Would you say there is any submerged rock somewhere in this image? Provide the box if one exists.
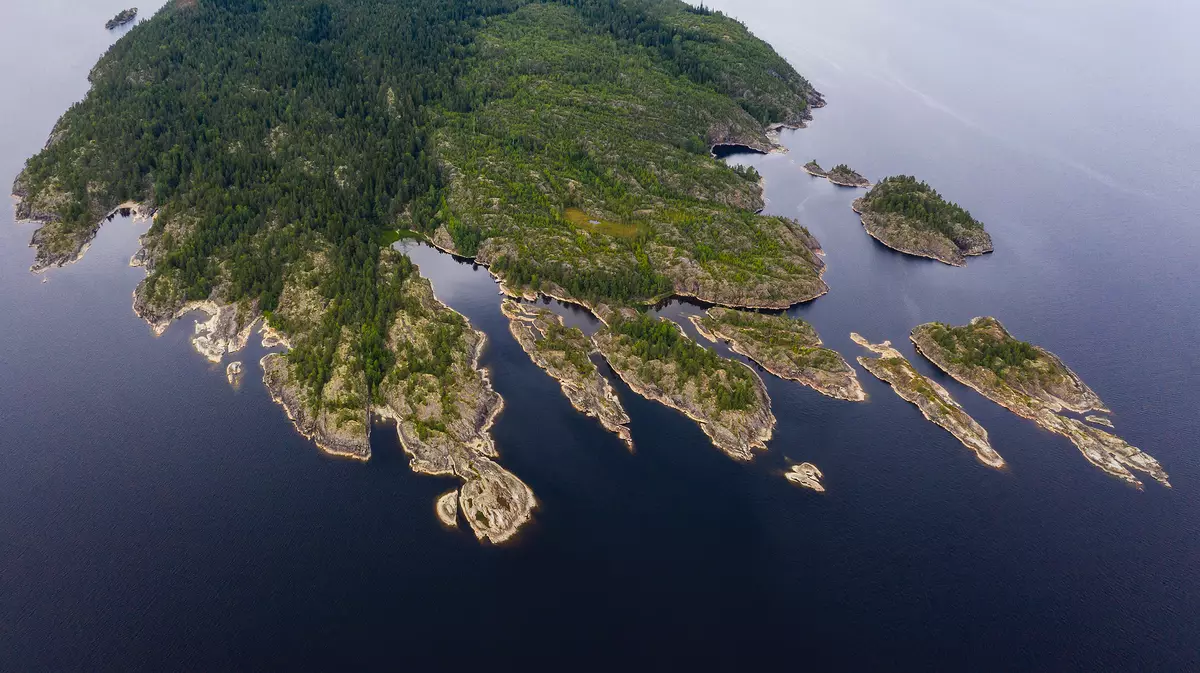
[851,332,1003,469]
[911,318,1168,488]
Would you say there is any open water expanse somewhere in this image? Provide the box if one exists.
[1,1,1198,670]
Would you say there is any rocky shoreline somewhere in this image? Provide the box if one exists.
[911,318,1169,488]
[593,312,775,461]
[785,462,825,492]
[803,161,870,188]
[851,174,994,266]
[851,332,1003,469]
[690,308,866,402]
[502,300,633,448]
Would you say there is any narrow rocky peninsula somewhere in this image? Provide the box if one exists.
[375,256,535,544]
[106,8,138,30]
[593,311,774,461]
[502,300,632,448]
[690,307,865,402]
[852,176,993,266]
[785,462,825,491]
[804,161,870,188]
[851,333,1003,469]
[911,317,1169,488]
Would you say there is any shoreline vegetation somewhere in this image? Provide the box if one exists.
[593,309,775,461]
[850,333,1003,469]
[12,0,832,541]
[803,160,870,188]
[502,300,633,448]
[852,176,993,266]
[690,307,866,401]
[911,318,1169,488]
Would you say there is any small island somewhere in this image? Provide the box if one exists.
[803,160,870,188]
[911,317,1169,488]
[690,307,866,402]
[851,332,1003,469]
[784,463,825,492]
[435,490,459,528]
[593,311,774,461]
[852,176,993,266]
[225,361,243,387]
[106,8,138,30]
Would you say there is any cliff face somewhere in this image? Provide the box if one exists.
[911,318,1168,488]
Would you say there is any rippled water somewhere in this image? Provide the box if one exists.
[1,1,1197,670]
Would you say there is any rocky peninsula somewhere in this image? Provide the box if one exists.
[690,307,866,402]
[911,317,1169,488]
[804,161,870,188]
[852,176,993,266]
[593,311,775,461]
[851,333,1003,469]
[785,462,825,492]
[502,300,633,448]
[106,8,138,30]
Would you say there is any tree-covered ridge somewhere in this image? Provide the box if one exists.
[608,313,757,411]
[920,318,1044,377]
[692,307,865,401]
[593,310,774,460]
[860,176,984,237]
[431,2,828,308]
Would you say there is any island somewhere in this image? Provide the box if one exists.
[852,176,993,266]
[593,311,774,461]
[690,307,865,401]
[911,318,1169,488]
[851,333,1003,469]
[803,161,870,188]
[435,490,459,528]
[225,361,243,386]
[502,300,632,448]
[105,8,138,30]
[784,462,825,492]
[14,0,835,540]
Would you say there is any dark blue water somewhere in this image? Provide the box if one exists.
[2,1,1198,670]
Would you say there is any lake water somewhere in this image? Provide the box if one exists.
[2,1,1197,670]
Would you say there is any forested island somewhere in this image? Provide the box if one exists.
[502,300,632,448]
[852,176,993,266]
[690,307,865,401]
[851,333,1002,469]
[13,0,830,541]
[593,310,774,461]
[803,161,869,188]
[911,318,1169,488]
[106,8,138,30]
